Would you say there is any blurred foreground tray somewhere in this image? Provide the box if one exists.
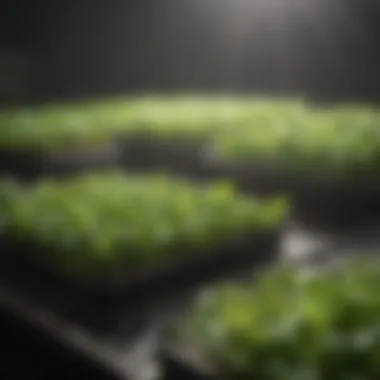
[160,223,380,380]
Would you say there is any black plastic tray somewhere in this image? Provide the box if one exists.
[0,140,122,181]
[0,229,281,329]
[206,155,380,233]
[120,137,215,180]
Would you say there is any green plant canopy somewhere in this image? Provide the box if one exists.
[0,96,309,149]
[0,172,288,275]
[215,106,380,178]
[182,259,380,380]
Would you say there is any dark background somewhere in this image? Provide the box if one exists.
[1,0,380,103]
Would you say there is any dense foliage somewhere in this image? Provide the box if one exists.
[214,106,380,178]
[0,172,287,275]
[0,105,132,149]
[182,260,380,380]
[0,96,308,149]
[2,96,379,178]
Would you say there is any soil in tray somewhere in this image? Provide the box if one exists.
[163,257,380,380]
[0,172,288,328]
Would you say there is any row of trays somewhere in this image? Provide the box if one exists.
[0,154,379,378]
[2,100,380,377]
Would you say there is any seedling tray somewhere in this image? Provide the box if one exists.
[0,140,122,180]
[120,136,214,180]
[0,229,281,329]
[161,233,380,380]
